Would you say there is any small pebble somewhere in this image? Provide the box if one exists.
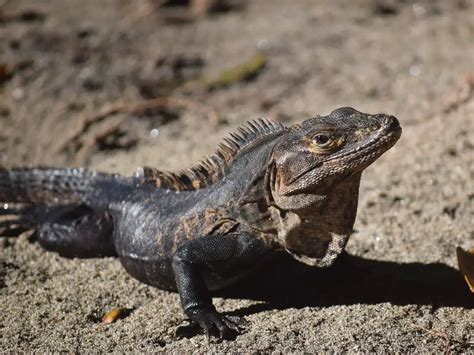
[12,88,25,100]
[409,65,420,77]
[150,128,160,139]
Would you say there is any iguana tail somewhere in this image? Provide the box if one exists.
[0,167,126,240]
[0,167,131,209]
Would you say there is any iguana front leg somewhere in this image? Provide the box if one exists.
[172,232,267,339]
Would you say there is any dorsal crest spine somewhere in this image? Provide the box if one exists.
[139,118,287,191]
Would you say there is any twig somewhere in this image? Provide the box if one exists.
[443,72,474,113]
[119,0,157,30]
[58,96,219,157]
[411,324,472,354]
[57,102,125,153]
[73,116,128,163]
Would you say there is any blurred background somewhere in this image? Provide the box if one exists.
[0,0,473,352]
[0,0,472,171]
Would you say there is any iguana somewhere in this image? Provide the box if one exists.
[0,107,401,338]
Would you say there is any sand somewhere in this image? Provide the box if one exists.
[1,0,473,352]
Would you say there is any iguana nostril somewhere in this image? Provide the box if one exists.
[385,116,400,131]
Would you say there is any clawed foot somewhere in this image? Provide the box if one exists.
[0,204,38,237]
[176,308,247,340]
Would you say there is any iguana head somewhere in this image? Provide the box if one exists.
[271,107,401,210]
[270,107,401,267]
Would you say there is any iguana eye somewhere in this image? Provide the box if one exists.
[313,134,332,146]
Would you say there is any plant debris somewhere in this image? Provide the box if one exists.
[58,96,218,162]
[0,63,13,84]
[411,324,473,353]
[443,72,474,113]
[199,53,267,90]
[0,8,46,23]
[456,246,474,293]
[102,307,130,323]
[154,0,246,22]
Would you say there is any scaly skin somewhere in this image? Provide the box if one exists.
[0,107,401,339]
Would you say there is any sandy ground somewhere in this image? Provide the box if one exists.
[1,0,473,352]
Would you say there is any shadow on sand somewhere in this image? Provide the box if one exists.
[218,253,473,317]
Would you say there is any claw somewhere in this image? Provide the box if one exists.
[213,318,229,339]
[180,308,246,340]
[223,318,241,333]
[0,217,35,237]
[0,219,32,236]
[225,314,248,329]
[202,322,210,341]
[175,320,201,339]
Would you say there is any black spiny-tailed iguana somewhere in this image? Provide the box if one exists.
[0,107,401,338]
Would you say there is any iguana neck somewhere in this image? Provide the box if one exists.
[239,170,362,267]
[274,172,362,267]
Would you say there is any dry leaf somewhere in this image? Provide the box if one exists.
[456,246,474,293]
[102,307,127,323]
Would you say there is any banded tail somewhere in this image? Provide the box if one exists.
[0,167,120,206]
[0,167,125,255]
